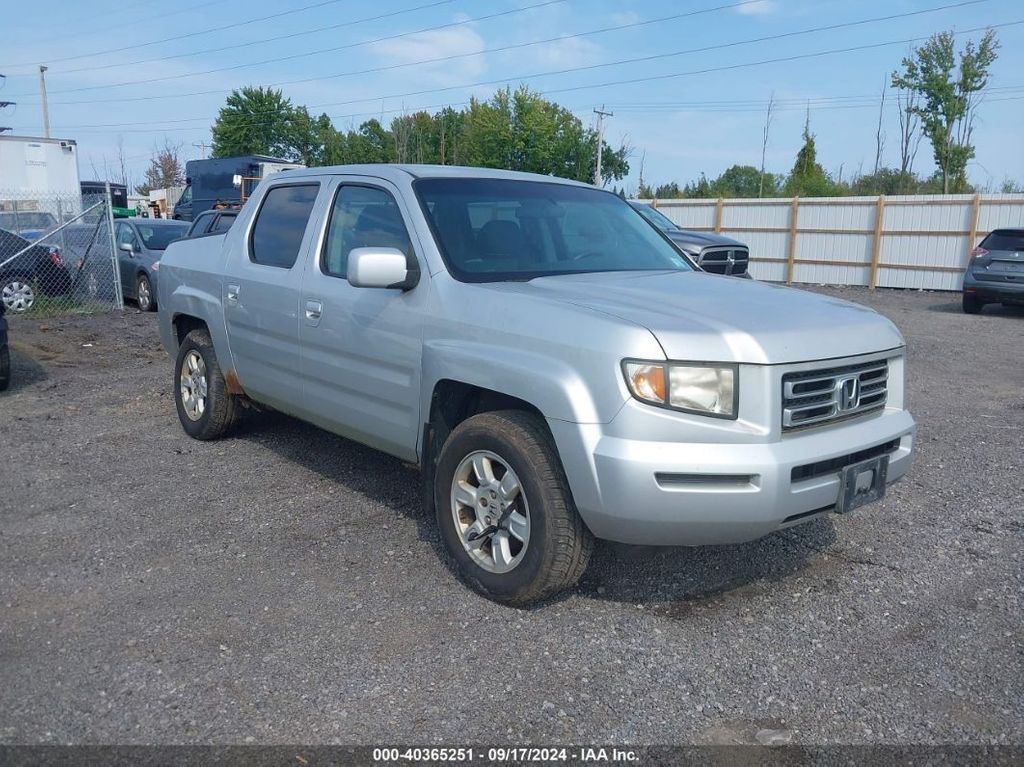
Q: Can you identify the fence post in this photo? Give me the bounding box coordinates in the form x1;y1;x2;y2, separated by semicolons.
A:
966;192;982;265
714;198;724;233
105;182;124;310
868;195;886;290
786;196;799;284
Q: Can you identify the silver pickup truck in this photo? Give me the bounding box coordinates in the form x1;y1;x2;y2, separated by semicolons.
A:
157;165;915;605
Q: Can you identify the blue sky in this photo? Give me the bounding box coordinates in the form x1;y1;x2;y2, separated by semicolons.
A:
2;0;1022;192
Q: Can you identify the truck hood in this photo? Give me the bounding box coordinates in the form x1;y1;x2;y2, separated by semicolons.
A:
666;229;746;251
485;270;903;364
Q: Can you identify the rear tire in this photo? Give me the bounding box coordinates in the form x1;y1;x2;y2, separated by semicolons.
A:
434;410;593;606
136;274;155;312
962;293;984;314
1;275;35;313
173;328;238;440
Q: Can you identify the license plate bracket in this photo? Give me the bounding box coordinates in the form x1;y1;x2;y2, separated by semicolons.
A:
836;455;889;514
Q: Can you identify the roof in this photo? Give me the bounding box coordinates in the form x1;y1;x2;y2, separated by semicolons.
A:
126;218;188;227
0;135;77;145
279;164;595;188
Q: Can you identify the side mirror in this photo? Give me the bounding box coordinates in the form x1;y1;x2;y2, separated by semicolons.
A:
347;247;419;290
119;242;134;255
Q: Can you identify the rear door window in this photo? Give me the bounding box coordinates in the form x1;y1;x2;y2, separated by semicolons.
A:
981;231;1024;251
249;184;320;268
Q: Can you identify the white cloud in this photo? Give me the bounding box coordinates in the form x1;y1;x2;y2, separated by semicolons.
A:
529;35;603;69
369;24;487;85
735;0;779;15
610;11;642;26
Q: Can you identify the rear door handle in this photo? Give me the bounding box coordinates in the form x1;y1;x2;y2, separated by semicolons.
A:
305;299;323;324
226;284;240;304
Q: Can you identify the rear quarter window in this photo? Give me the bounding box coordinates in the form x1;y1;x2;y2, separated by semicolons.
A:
249;184;320;268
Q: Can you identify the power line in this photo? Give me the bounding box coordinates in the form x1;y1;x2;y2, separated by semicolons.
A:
30;0;764;106
24;21;1024;136
21;0;999;127
5;0;566;99
31;0;789;104
55;0;458;76
0;0;353;69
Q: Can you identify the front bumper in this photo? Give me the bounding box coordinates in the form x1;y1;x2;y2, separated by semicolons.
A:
549;407;915;546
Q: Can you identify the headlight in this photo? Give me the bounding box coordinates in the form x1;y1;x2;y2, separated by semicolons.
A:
623;360;737;419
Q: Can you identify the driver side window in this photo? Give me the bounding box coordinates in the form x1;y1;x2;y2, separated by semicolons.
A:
116;223;138;250
321;185;412;280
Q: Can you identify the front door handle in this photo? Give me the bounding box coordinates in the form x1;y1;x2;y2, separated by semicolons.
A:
305;299;323;321
226;284;240;304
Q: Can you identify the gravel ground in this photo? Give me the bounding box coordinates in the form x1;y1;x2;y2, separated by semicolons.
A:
0;287;1021;746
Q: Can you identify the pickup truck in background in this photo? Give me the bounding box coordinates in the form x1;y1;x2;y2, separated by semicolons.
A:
157;165;916;605
631;201;752;278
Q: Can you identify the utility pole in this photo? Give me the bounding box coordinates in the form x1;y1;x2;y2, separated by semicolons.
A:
593;105;613;187
38;65;50;138
192;141;211;159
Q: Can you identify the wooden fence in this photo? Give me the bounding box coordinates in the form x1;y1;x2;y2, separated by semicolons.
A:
646;194;1024;291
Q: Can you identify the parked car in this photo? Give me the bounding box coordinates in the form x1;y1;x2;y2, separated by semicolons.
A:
183;209;238;238
157;165;915;605
962;228;1024;314
0;211;59;241
631;201;752;278
0;300;9;391
115;219;189;311
0;228;72;312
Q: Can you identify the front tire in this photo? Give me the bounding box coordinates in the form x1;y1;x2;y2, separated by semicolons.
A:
136;274;155;312
962;293;984;314
174;328;238;440
434;410;593;606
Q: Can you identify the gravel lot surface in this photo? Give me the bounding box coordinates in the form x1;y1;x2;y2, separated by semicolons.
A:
1;287;1021;746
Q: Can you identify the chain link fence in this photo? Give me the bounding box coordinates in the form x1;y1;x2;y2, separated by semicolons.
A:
0;190;123;317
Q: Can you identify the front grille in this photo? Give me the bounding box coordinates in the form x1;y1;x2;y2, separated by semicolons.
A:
699;247;748;276
791;438;900;482
782;359;888;431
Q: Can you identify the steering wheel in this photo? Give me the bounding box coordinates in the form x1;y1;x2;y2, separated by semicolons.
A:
571;250;606;262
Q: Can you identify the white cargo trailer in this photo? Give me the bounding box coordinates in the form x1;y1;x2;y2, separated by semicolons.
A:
0;135;81;197
0;135;83;231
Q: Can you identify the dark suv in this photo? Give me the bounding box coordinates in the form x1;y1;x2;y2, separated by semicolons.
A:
631;202;752;278
962;229;1024;314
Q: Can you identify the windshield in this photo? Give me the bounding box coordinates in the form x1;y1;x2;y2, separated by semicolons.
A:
416;178;692;281
981;231;1024;251
0;211;57;232
137;222;188;250
631;203;679;233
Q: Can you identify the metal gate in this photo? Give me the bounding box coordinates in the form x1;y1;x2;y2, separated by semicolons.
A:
0;189;123;316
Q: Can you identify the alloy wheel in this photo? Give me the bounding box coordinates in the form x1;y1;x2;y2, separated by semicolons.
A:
450;450;530;574
179;350;208;421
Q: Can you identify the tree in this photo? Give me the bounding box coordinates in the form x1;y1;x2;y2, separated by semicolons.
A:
459;86;629;184
653;182;683;199
784;113;836;196
891;29;1000;193
135;139;185;195
712;165;774;198
759;93;774;197
873;78;886;176
211;86;299;160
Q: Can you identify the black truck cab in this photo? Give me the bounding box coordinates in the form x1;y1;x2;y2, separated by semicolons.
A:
172;156;302;221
